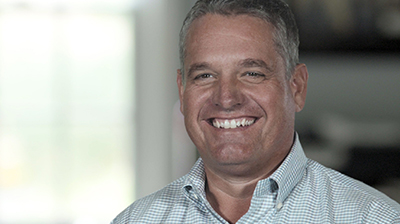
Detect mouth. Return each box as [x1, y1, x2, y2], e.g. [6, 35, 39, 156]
[209, 117, 257, 129]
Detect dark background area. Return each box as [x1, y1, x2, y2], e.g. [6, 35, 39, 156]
[287, 0, 400, 53]
[286, 0, 400, 202]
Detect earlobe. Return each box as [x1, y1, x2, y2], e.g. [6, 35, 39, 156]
[177, 69, 185, 114]
[290, 64, 308, 112]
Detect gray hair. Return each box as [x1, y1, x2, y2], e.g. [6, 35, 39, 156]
[179, 0, 299, 83]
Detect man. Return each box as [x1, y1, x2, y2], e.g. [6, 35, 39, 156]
[112, 0, 400, 223]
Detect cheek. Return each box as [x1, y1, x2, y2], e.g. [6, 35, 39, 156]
[181, 90, 207, 137]
[183, 92, 199, 117]
[256, 85, 295, 121]
[183, 87, 213, 114]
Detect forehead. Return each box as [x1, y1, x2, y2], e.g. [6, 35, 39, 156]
[187, 13, 274, 45]
[184, 14, 278, 70]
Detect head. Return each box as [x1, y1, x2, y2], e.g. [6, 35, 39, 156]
[179, 0, 300, 85]
[177, 0, 307, 177]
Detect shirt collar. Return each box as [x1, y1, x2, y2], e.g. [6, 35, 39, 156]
[183, 133, 307, 206]
[183, 158, 207, 199]
[268, 133, 307, 205]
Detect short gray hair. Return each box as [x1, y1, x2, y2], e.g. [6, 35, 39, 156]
[179, 0, 299, 83]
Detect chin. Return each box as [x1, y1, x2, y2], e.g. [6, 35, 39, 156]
[207, 146, 256, 165]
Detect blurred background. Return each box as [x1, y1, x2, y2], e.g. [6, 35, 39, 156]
[0, 0, 399, 223]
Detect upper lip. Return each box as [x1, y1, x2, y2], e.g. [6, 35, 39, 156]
[208, 116, 257, 121]
[204, 112, 260, 120]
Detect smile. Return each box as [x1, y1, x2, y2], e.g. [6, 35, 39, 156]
[212, 118, 256, 129]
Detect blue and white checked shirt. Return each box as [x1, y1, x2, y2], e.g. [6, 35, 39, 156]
[112, 136, 400, 223]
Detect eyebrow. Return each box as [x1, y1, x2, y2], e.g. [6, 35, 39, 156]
[238, 58, 273, 72]
[187, 62, 212, 78]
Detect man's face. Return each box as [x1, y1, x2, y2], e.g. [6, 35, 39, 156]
[177, 14, 307, 175]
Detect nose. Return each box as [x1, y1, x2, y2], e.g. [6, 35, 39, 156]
[212, 77, 244, 111]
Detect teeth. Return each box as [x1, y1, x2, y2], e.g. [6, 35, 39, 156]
[224, 120, 230, 128]
[212, 118, 255, 129]
[213, 120, 219, 128]
[230, 120, 236, 129]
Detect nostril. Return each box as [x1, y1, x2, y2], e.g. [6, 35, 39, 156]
[213, 92, 244, 109]
[211, 79, 245, 109]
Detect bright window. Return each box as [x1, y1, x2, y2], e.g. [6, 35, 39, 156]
[0, 1, 135, 223]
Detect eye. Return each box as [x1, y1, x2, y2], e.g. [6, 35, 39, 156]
[245, 72, 265, 77]
[194, 73, 213, 80]
[191, 73, 216, 85]
[241, 71, 267, 84]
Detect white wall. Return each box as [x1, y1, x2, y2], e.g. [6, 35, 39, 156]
[133, 0, 197, 199]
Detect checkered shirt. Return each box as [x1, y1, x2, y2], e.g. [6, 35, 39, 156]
[111, 135, 400, 223]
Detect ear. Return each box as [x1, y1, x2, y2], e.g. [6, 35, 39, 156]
[177, 69, 185, 114]
[290, 63, 308, 112]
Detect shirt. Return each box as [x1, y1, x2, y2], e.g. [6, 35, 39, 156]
[111, 135, 400, 223]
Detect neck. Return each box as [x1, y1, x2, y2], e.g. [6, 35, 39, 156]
[203, 152, 292, 223]
[204, 164, 279, 224]
[205, 166, 257, 223]
[203, 133, 296, 223]
[204, 164, 269, 198]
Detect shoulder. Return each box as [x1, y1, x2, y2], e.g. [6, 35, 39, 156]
[111, 177, 189, 224]
[304, 159, 400, 222]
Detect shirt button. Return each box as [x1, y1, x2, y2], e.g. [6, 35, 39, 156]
[193, 194, 199, 201]
[276, 202, 283, 210]
[185, 186, 193, 192]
